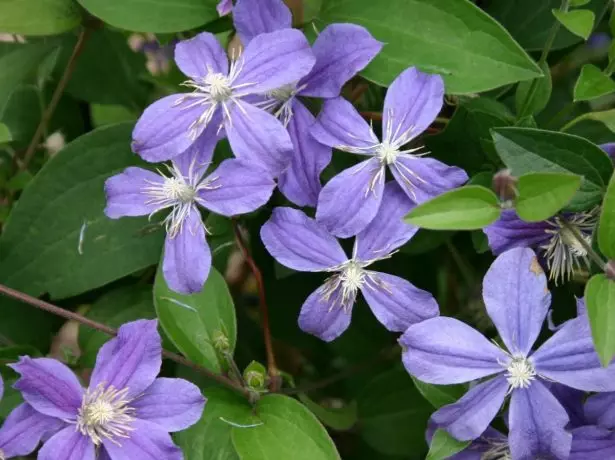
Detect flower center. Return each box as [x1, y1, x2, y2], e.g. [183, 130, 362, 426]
[76, 384, 135, 446]
[162, 177, 195, 203]
[340, 261, 366, 295]
[559, 227, 589, 257]
[269, 83, 297, 102]
[320, 261, 367, 312]
[204, 72, 233, 102]
[377, 142, 399, 165]
[505, 356, 536, 389]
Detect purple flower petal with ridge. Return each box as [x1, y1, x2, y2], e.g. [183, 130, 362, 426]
[104, 167, 163, 219]
[37, 426, 94, 460]
[508, 380, 571, 459]
[298, 284, 353, 342]
[260, 207, 347, 271]
[233, 0, 291, 45]
[102, 419, 183, 460]
[570, 426, 615, 459]
[483, 210, 551, 255]
[174, 32, 228, 80]
[585, 392, 615, 429]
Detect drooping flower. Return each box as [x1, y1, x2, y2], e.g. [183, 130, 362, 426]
[483, 208, 598, 284]
[570, 426, 615, 459]
[132, 29, 315, 176]
[260, 182, 439, 341]
[10, 320, 205, 460]
[310, 68, 468, 237]
[105, 145, 275, 294]
[401, 247, 615, 459]
[601, 142, 615, 161]
[232, 0, 383, 207]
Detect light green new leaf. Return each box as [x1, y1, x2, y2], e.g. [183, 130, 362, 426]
[358, 367, 434, 456]
[231, 394, 340, 460]
[0, 123, 165, 299]
[298, 395, 358, 431]
[599, 173, 615, 258]
[0, 0, 80, 35]
[516, 172, 582, 222]
[77, 0, 219, 33]
[411, 377, 466, 409]
[316, 0, 542, 94]
[0, 123, 11, 143]
[516, 61, 552, 117]
[427, 430, 471, 460]
[585, 274, 615, 366]
[405, 186, 501, 230]
[574, 64, 615, 101]
[562, 109, 615, 133]
[492, 127, 613, 211]
[552, 9, 595, 39]
[154, 266, 236, 373]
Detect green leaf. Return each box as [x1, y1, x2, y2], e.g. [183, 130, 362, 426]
[77, 0, 218, 33]
[405, 186, 501, 230]
[0, 123, 165, 299]
[0, 0, 80, 35]
[178, 387, 251, 460]
[231, 394, 340, 460]
[426, 430, 470, 460]
[358, 367, 433, 456]
[91, 104, 137, 128]
[486, 0, 608, 51]
[585, 274, 615, 366]
[552, 9, 595, 40]
[316, 0, 542, 94]
[492, 127, 613, 211]
[574, 64, 615, 102]
[0, 123, 11, 143]
[571, 0, 591, 5]
[515, 172, 582, 222]
[55, 29, 148, 107]
[78, 286, 158, 367]
[411, 377, 466, 409]
[599, 173, 615, 258]
[154, 266, 236, 373]
[562, 109, 615, 133]
[516, 61, 552, 117]
[298, 395, 358, 431]
[0, 42, 57, 112]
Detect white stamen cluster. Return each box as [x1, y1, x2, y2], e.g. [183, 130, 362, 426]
[259, 83, 303, 126]
[76, 383, 135, 446]
[505, 356, 536, 389]
[142, 160, 220, 237]
[482, 441, 512, 460]
[174, 51, 254, 137]
[336, 109, 429, 198]
[541, 210, 598, 284]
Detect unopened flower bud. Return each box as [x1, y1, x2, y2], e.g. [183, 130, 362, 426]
[243, 361, 267, 391]
[492, 169, 518, 203]
[213, 330, 230, 353]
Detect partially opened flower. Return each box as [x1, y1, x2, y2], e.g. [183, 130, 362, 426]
[260, 182, 439, 341]
[105, 147, 275, 294]
[232, 0, 383, 207]
[310, 68, 468, 237]
[484, 208, 597, 284]
[10, 320, 205, 460]
[401, 247, 615, 459]
[132, 29, 315, 176]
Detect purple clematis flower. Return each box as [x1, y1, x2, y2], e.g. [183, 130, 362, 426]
[260, 182, 439, 341]
[105, 146, 275, 294]
[427, 423, 509, 460]
[310, 68, 468, 237]
[484, 209, 597, 284]
[232, 0, 383, 207]
[601, 142, 615, 161]
[132, 28, 315, 176]
[401, 247, 615, 459]
[9, 320, 205, 460]
[585, 386, 615, 430]
[570, 426, 615, 459]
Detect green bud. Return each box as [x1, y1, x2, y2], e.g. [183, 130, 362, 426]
[213, 330, 230, 353]
[243, 361, 267, 390]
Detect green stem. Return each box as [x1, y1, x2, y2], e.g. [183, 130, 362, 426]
[517, 0, 570, 119]
[560, 220, 607, 270]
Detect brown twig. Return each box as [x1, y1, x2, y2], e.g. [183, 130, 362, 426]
[232, 219, 280, 391]
[0, 283, 251, 397]
[360, 111, 382, 121]
[21, 27, 91, 170]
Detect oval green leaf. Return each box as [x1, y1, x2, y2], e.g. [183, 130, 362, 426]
[405, 186, 501, 230]
[0, 0, 81, 35]
[552, 9, 595, 40]
[561, 109, 615, 133]
[411, 376, 466, 409]
[585, 274, 615, 366]
[0, 123, 164, 299]
[316, 0, 542, 94]
[231, 394, 340, 460]
[492, 127, 613, 211]
[515, 172, 582, 222]
[427, 429, 470, 460]
[574, 64, 615, 102]
[78, 0, 218, 33]
[599, 173, 615, 259]
[154, 266, 237, 373]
